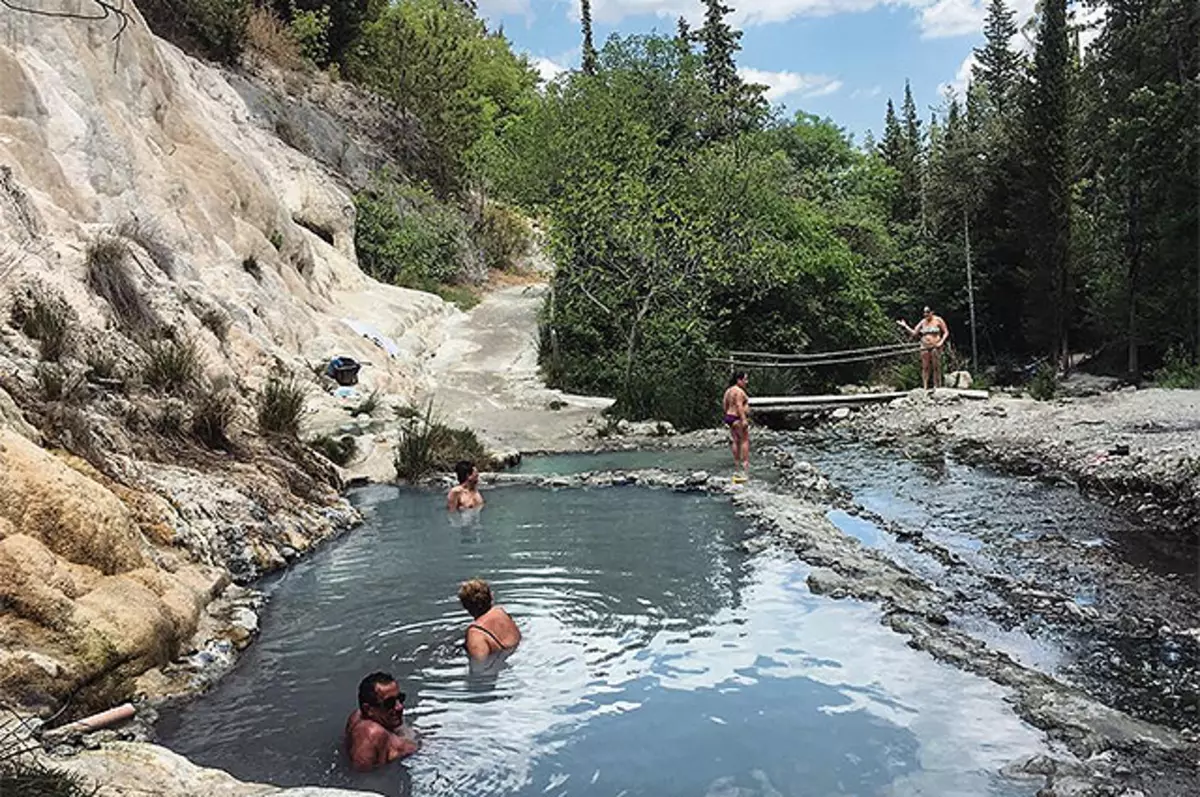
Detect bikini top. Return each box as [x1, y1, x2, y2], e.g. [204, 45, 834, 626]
[468, 623, 512, 651]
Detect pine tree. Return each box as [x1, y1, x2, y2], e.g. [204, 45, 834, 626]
[580, 0, 598, 76]
[1022, 0, 1071, 365]
[698, 0, 762, 139]
[675, 16, 692, 57]
[973, 0, 1022, 114]
[700, 0, 741, 97]
[881, 99, 903, 168]
[898, 81, 924, 225]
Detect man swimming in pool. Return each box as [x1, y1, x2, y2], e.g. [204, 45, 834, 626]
[722, 371, 750, 480]
[447, 460, 484, 512]
[345, 672, 419, 772]
[458, 578, 521, 660]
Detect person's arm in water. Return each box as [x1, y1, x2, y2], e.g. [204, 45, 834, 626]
[447, 487, 461, 512]
[386, 727, 419, 761]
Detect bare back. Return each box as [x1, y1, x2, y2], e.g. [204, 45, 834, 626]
[465, 606, 521, 659]
[723, 385, 748, 419]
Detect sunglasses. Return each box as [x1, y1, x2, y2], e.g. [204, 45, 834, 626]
[376, 692, 406, 711]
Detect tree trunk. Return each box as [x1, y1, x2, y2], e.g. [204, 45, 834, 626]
[1126, 186, 1142, 378]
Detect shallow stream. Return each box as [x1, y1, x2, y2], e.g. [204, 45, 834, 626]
[158, 480, 1047, 797]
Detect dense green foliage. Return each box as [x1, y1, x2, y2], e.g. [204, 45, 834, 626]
[482, 35, 888, 426]
[347, 0, 538, 196]
[134, 0, 1197, 424]
[355, 177, 479, 288]
[884, 0, 1198, 379]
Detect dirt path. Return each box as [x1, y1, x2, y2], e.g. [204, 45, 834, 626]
[422, 283, 611, 455]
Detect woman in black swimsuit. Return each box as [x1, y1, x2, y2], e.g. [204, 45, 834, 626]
[458, 578, 522, 660]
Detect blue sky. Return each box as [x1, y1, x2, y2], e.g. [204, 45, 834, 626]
[477, 0, 1040, 142]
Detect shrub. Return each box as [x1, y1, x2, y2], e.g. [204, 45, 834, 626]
[289, 3, 331, 66]
[476, 202, 532, 272]
[137, 0, 250, 65]
[37, 364, 85, 403]
[1153, 346, 1200, 389]
[1029, 362, 1059, 401]
[86, 350, 120, 382]
[144, 338, 203, 395]
[86, 235, 158, 333]
[269, 231, 284, 251]
[310, 434, 357, 466]
[245, 6, 304, 69]
[258, 376, 306, 437]
[153, 400, 188, 438]
[433, 284, 481, 310]
[192, 384, 237, 450]
[117, 217, 177, 278]
[11, 287, 74, 361]
[354, 178, 478, 289]
[394, 403, 488, 482]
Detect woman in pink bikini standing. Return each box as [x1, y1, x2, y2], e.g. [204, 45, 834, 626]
[722, 371, 750, 480]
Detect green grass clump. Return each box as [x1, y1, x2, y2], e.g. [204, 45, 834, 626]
[143, 338, 202, 395]
[192, 383, 237, 450]
[117, 216, 177, 278]
[0, 759, 97, 797]
[258, 376, 306, 437]
[394, 403, 488, 482]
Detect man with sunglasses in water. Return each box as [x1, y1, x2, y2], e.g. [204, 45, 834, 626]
[345, 672, 419, 771]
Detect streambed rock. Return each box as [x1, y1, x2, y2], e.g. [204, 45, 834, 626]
[51, 742, 380, 797]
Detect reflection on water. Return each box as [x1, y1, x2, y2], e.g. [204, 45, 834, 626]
[158, 486, 1044, 796]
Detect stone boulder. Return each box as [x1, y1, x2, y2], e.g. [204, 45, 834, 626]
[54, 742, 381, 797]
[0, 431, 225, 709]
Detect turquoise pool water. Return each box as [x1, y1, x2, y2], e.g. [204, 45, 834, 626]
[158, 484, 1045, 797]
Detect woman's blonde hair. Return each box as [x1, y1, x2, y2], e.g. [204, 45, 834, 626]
[458, 578, 493, 618]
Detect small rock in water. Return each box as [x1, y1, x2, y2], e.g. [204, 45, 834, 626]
[685, 471, 710, 487]
[831, 407, 851, 421]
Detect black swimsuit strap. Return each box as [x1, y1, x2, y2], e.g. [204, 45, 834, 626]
[468, 623, 509, 649]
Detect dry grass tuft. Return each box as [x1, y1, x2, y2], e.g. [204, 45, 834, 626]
[245, 6, 304, 70]
[86, 235, 158, 333]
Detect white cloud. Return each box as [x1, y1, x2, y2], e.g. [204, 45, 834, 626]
[918, 0, 984, 39]
[938, 52, 976, 97]
[851, 85, 884, 100]
[739, 67, 843, 102]
[531, 56, 569, 83]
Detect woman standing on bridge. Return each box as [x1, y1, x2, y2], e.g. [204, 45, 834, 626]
[897, 306, 949, 390]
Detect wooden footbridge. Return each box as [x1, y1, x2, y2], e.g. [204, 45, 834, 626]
[712, 344, 988, 415]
